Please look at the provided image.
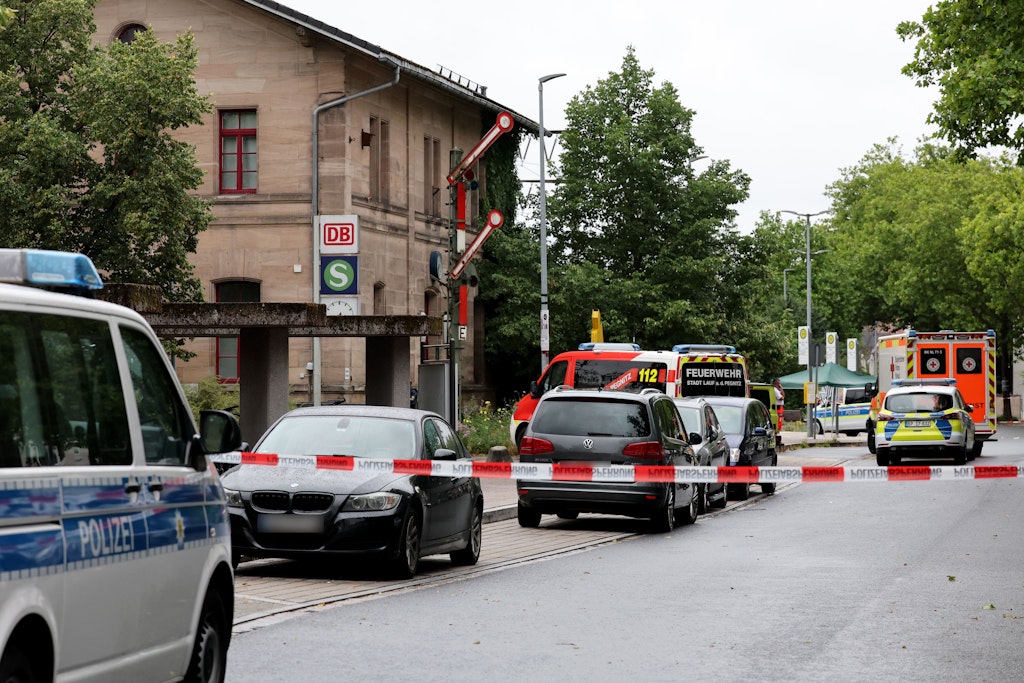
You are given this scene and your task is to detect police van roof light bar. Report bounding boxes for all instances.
[0,249,104,291]
[577,342,642,352]
[671,343,736,354]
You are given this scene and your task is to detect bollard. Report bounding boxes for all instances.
[487,446,511,462]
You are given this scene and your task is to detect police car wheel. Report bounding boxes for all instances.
[392,510,422,578]
[0,645,36,683]
[186,590,229,683]
[953,446,968,466]
[867,427,876,454]
[812,419,823,437]
[876,451,889,467]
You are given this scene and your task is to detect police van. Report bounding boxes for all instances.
[0,250,243,682]
[509,342,748,447]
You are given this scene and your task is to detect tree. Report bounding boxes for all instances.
[545,47,760,357]
[899,1,1024,159]
[0,0,212,301]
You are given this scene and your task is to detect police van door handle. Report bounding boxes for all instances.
[148,482,163,502]
[124,482,142,494]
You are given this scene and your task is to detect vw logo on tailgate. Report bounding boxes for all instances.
[583,438,594,449]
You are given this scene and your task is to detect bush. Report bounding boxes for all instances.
[183,376,240,421]
[458,400,515,456]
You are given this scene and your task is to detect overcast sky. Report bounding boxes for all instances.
[283,1,939,232]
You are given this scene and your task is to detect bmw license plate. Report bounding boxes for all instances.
[905,420,931,428]
[257,514,323,533]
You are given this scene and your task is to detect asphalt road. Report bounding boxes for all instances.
[224,426,1024,682]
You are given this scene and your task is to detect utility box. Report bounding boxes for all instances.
[418,361,450,420]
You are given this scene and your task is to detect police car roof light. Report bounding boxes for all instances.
[577,342,641,352]
[671,343,736,354]
[0,249,103,291]
[891,378,957,387]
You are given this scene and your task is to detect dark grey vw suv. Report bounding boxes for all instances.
[516,387,698,533]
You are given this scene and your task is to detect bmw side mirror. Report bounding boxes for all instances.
[433,448,458,461]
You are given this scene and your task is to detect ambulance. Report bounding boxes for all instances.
[509,342,748,447]
[866,329,996,456]
[0,249,244,682]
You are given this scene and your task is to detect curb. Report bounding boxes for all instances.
[483,505,517,524]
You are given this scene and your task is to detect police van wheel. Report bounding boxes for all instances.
[186,590,229,683]
[0,645,36,683]
[867,427,876,454]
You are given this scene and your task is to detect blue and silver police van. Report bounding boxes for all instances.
[0,250,243,683]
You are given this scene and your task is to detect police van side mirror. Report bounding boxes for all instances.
[198,410,244,458]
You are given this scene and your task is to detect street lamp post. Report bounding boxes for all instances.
[783,267,794,306]
[782,209,830,437]
[538,72,565,373]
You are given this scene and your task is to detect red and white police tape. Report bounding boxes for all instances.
[210,453,1024,483]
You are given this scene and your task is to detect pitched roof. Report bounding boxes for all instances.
[238,0,538,133]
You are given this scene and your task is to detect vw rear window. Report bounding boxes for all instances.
[532,398,651,437]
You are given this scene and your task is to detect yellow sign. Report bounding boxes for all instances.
[591,310,604,343]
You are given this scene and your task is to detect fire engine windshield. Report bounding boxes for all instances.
[573,360,668,392]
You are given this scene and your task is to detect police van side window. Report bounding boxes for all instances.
[0,312,131,467]
[120,326,193,465]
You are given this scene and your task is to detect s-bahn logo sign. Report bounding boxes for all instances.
[320,256,358,295]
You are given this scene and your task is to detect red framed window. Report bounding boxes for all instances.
[215,280,261,383]
[219,110,257,194]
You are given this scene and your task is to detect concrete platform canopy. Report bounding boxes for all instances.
[135,298,441,444]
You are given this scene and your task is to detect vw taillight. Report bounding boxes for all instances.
[519,436,554,455]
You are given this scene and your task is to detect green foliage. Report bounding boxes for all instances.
[183,376,240,422]
[0,0,211,304]
[899,1,1024,159]
[458,399,515,456]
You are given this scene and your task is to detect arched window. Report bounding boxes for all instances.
[116,24,148,44]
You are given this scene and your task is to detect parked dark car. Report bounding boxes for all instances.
[517,387,698,533]
[220,405,483,578]
[672,396,730,512]
[702,396,777,500]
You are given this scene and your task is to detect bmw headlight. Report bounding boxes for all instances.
[224,488,243,508]
[343,492,402,512]
[728,448,741,465]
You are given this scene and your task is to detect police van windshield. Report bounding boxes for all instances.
[573,360,668,392]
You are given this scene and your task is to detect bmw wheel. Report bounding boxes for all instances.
[450,503,482,566]
[391,509,421,578]
[696,483,709,515]
[710,483,728,509]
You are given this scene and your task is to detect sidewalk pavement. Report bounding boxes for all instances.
[478,428,869,524]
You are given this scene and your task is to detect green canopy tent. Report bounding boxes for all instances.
[776,363,876,435]
[777,362,875,390]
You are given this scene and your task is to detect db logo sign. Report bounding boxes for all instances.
[320,215,359,254]
[324,223,355,246]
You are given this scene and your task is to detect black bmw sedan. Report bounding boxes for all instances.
[220,405,483,578]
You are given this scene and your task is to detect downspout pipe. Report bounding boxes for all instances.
[311,56,400,406]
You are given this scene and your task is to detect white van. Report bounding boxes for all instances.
[813,386,872,436]
[0,250,243,682]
